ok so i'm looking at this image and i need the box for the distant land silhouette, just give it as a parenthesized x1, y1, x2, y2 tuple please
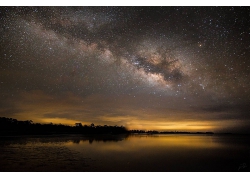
(0, 117, 216, 136)
(0, 117, 127, 135)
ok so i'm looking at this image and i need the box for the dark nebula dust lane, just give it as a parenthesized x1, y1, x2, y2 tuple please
(0, 6, 250, 132)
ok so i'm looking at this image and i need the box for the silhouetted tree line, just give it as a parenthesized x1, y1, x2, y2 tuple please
(0, 117, 128, 135)
(0, 117, 215, 136)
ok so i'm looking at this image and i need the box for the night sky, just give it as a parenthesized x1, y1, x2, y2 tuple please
(0, 6, 250, 133)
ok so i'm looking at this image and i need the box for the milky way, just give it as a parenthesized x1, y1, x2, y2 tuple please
(0, 7, 250, 132)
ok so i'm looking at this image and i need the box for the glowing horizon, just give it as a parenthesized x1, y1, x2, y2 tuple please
(1, 7, 250, 134)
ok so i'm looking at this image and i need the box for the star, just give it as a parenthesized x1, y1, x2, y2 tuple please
(0, 6, 250, 133)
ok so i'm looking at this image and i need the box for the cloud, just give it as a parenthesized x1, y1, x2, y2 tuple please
(0, 7, 250, 132)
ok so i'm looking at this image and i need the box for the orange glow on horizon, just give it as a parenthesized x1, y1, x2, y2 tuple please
(25, 117, 226, 132)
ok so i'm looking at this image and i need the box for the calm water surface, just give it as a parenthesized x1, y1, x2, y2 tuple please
(0, 134, 249, 172)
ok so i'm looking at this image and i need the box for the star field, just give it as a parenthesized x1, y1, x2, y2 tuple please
(0, 7, 250, 132)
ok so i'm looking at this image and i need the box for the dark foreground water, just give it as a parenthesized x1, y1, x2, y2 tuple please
(0, 134, 249, 172)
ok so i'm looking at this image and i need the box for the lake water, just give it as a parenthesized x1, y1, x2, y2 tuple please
(0, 134, 249, 172)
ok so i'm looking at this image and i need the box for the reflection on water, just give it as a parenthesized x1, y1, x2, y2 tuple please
(0, 134, 249, 172)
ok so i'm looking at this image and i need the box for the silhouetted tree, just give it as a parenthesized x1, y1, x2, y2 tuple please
(75, 123, 82, 127)
(0, 116, 129, 135)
